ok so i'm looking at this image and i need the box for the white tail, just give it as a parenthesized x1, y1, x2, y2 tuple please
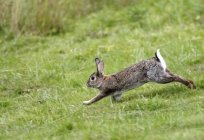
(156, 49, 167, 70)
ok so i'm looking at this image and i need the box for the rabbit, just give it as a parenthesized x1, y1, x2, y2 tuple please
(83, 49, 196, 105)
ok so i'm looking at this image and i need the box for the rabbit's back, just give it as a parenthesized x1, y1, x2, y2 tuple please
(108, 57, 164, 91)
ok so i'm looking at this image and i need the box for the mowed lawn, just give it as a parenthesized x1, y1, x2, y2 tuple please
(0, 0, 204, 139)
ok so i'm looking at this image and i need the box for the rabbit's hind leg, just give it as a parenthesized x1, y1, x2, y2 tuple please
(166, 69, 196, 89)
(156, 69, 196, 89)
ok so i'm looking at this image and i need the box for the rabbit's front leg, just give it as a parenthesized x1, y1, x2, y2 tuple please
(83, 92, 108, 105)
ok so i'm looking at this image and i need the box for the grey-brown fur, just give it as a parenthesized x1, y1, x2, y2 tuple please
(83, 51, 196, 105)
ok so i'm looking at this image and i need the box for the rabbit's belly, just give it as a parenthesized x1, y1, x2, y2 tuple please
(122, 82, 146, 91)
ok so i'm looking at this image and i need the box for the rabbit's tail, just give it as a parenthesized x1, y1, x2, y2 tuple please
(155, 49, 167, 70)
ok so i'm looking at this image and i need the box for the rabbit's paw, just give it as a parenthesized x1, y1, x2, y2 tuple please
(188, 80, 196, 89)
(83, 101, 91, 105)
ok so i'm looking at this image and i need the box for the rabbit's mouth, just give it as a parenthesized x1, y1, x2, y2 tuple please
(86, 82, 92, 88)
(88, 85, 96, 88)
(87, 83, 97, 88)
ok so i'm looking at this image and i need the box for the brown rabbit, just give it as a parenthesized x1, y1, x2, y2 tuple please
(83, 50, 196, 105)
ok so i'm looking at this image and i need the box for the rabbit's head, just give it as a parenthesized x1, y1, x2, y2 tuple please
(87, 58, 104, 88)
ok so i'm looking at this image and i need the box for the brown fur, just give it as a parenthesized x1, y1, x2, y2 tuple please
(83, 53, 196, 105)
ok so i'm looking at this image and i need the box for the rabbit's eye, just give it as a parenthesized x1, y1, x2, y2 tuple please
(90, 76, 96, 81)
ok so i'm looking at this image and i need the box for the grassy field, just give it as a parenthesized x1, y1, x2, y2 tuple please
(0, 0, 204, 139)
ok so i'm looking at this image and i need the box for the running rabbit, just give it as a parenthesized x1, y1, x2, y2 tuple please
(83, 50, 196, 105)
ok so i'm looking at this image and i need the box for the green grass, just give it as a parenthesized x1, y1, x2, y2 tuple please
(0, 0, 204, 139)
(0, 0, 137, 35)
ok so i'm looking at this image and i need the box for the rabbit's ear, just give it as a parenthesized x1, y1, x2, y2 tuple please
(95, 58, 104, 76)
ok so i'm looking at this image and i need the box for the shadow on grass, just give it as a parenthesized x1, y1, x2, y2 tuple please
(121, 84, 198, 103)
